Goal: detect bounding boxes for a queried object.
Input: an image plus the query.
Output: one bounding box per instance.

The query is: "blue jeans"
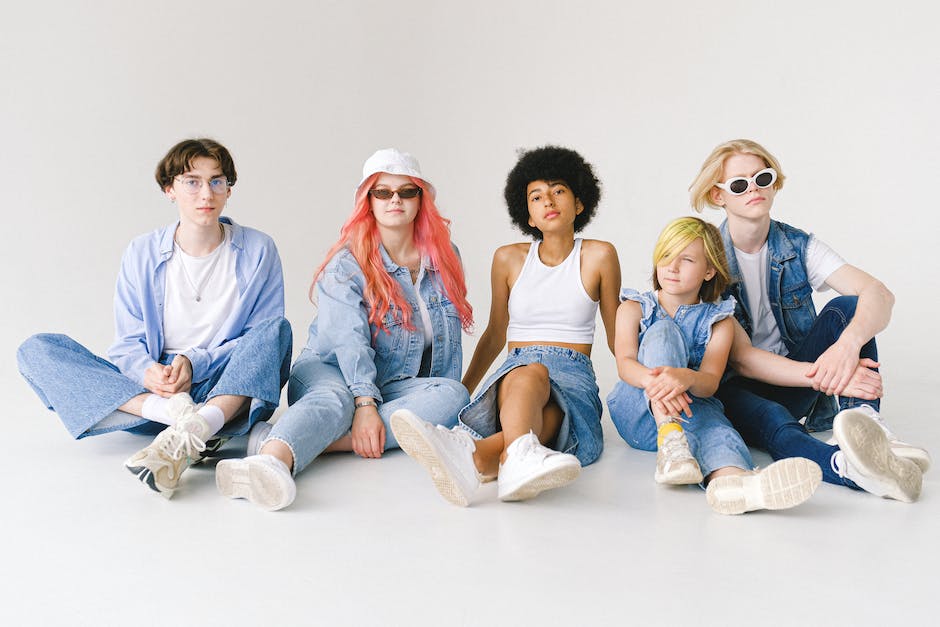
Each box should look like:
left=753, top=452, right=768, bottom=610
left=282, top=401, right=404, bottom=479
left=17, top=317, right=292, bottom=439
left=716, top=297, right=868, bottom=488
left=267, top=349, right=470, bottom=475
left=606, top=319, right=753, bottom=475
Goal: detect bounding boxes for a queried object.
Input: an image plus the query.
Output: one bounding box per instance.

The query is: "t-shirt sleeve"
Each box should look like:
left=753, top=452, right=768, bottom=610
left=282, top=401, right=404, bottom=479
left=806, top=235, right=846, bottom=291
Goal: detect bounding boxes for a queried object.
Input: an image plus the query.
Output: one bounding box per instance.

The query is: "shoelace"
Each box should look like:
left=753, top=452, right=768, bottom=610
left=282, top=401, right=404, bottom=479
left=157, top=426, right=207, bottom=463
left=141, top=429, right=194, bottom=482
left=173, top=429, right=208, bottom=460
left=514, top=433, right=554, bottom=462
left=435, top=425, right=474, bottom=452
left=660, top=431, right=694, bottom=463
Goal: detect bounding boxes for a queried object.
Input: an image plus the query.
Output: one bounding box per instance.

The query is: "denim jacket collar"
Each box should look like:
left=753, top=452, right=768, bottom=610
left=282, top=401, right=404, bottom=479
left=720, top=217, right=797, bottom=269
left=378, top=243, right=434, bottom=274
left=766, top=220, right=798, bottom=264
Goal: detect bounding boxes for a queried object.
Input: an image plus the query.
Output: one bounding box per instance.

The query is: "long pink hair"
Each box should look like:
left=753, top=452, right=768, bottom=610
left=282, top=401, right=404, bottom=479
left=311, top=173, right=473, bottom=335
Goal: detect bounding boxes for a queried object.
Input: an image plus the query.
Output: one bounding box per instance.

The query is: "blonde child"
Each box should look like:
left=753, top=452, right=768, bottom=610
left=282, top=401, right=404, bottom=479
left=607, top=217, right=822, bottom=514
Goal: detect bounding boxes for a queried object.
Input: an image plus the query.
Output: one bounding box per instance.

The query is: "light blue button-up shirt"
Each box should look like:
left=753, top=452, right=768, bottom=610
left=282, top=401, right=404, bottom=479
left=108, top=217, right=284, bottom=386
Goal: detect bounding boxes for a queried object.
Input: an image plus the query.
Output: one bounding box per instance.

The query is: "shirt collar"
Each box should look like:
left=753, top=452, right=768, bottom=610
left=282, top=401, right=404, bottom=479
left=159, top=216, right=239, bottom=258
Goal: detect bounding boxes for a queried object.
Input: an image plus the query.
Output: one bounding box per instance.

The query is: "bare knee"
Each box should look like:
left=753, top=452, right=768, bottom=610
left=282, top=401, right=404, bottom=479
left=501, top=363, right=550, bottom=393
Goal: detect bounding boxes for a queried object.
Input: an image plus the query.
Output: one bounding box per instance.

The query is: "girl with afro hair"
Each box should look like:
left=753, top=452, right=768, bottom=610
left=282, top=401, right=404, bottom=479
left=392, top=146, right=621, bottom=505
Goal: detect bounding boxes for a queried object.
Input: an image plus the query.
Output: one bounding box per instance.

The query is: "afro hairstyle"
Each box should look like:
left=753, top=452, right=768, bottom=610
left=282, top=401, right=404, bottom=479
left=503, top=145, right=601, bottom=239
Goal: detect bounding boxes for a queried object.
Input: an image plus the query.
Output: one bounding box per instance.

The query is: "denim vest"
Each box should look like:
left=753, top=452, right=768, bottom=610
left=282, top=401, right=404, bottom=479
left=720, top=219, right=838, bottom=428
left=306, top=245, right=463, bottom=402
left=622, top=288, right=735, bottom=370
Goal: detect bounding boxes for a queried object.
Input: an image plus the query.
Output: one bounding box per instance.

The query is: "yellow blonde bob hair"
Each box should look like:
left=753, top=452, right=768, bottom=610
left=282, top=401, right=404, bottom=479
left=652, top=216, right=731, bottom=303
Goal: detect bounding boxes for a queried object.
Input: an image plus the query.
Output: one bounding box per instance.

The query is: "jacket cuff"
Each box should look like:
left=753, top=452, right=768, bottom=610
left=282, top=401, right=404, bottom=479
left=348, top=382, right=383, bottom=404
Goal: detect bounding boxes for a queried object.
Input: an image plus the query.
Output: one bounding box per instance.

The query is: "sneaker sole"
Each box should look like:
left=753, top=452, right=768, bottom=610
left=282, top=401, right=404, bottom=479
left=216, top=459, right=294, bottom=511
left=828, top=435, right=931, bottom=473
left=834, top=410, right=923, bottom=503
left=706, top=457, right=821, bottom=515
left=391, top=413, right=473, bottom=507
left=498, top=462, right=581, bottom=502
left=890, top=444, right=931, bottom=473
left=655, top=462, right=704, bottom=485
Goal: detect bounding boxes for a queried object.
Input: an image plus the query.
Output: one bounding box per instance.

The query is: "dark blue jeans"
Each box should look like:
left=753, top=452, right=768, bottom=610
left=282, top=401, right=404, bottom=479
left=716, top=296, right=877, bottom=487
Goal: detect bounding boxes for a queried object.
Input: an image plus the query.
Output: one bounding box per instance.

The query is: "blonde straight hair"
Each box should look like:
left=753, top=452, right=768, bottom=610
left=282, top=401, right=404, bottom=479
left=689, top=139, right=786, bottom=212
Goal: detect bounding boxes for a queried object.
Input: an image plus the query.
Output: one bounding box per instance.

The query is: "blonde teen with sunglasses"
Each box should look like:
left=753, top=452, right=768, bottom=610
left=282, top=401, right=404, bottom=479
left=690, top=139, right=928, bottom=502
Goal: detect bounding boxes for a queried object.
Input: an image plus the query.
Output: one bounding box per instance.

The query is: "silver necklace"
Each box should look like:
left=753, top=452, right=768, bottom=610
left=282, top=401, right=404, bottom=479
left=174, top=224, right=225, bottom=302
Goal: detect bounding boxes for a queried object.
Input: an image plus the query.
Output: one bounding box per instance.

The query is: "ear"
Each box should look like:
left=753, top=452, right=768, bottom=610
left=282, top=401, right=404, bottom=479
left=575, top=198, right=584, bottom=215
left=709, top=187, right=724, bottom=207
left=704, top=266, right=716, bottom=281
left=164, top=186, right=176, bottom=203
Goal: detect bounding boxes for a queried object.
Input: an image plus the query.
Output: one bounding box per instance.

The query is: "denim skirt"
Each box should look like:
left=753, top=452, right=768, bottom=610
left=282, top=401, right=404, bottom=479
left=458, top=345, right=603, bottom=465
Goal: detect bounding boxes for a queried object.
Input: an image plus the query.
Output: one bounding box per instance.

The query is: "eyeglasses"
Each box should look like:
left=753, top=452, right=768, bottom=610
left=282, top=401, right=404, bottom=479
left=715, top=168, right=777, bottom=195
left=369, top=186, right=422, bottom=200
left=175, top=176, right=231, bottom=195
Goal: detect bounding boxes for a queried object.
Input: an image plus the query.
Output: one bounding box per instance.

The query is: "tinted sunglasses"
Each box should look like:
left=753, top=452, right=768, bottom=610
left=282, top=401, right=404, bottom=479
left=369, top=186, right=422, bottom=200
left=715, top=168, right=777, bottom=195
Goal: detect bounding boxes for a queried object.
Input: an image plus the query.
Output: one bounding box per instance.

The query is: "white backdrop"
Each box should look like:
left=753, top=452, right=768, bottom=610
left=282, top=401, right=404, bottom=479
left=2, top=0, right=937, bottom=403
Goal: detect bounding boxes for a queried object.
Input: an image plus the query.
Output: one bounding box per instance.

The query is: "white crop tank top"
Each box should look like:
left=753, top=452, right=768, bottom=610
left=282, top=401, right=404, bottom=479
left=506, top=238, right=598, bottom=343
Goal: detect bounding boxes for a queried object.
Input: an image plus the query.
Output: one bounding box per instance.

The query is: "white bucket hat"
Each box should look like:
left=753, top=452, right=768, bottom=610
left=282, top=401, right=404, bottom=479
left=357, top=148, right=435, bottom=198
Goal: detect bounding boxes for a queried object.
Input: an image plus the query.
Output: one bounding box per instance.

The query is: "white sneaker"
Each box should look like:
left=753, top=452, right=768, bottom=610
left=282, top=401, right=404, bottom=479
left=705, top=457, right=822, bottom=515
left=216, top=455, right=296, bottom=511
left=852, top=405, right=931, bottom=472
left=826, top=406, right=931, bottom=472
left=497, top=432, right=581, bottom=502
left=390, top=409, right=481, bottom=507
left=247, top=420, right=273, bottom=457
left=833, top=408, right=923, bottom=503
left=655, top=429, right=704, bottom=485
left=163, top=394, right=227, bottom=464
left=165, top=392, right=198, bottom=422
left=124, top=409, right=210, bottom=498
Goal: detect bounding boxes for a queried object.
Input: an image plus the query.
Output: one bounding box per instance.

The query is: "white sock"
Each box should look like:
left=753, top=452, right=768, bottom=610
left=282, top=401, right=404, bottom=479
left=196, top=405, right=225, bottom=436
left=141, top=394, right=172, bottom=425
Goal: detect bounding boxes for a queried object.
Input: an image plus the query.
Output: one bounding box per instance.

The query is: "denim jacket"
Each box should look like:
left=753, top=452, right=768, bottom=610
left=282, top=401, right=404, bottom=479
left=720, top=218, right=838, bottom=427
left=108, top=217, right=285, bottom=386
left=306, top=245, right=464, bottom=402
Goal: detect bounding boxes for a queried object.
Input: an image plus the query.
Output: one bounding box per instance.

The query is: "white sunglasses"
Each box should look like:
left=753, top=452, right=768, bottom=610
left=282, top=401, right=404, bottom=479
left=715, top=168, right=777, bottom=195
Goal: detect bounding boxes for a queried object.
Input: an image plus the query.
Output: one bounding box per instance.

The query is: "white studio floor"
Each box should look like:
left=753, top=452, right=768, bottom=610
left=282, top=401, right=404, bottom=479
left=2, top=376, right=936, bottom=627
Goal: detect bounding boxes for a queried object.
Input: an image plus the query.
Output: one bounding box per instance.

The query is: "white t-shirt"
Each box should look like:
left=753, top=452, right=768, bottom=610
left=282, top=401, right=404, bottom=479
left=735, top=234, right=845, bottom=355
left=412, top=265, right=433, bottom=349
left=163, top=224, right=239, bottom=353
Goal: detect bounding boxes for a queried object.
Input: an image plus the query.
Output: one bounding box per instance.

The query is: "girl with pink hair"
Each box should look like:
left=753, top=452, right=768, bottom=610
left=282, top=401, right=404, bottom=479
left=216, top=148, right=473, bottom=511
